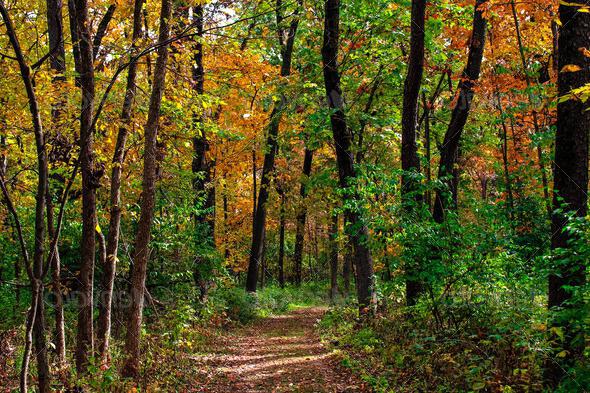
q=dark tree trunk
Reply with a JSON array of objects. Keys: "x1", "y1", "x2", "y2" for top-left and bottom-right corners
[
  {"x1": 67, "y1": 0, "x2": 81, "y2": 85},
  {"x1": 246, "y1": 0, "x2": 302, "y2": 292},
  {"x1": 329, "y1": 214, "x2": 339, "y2": 301},
  {"x1": 422, "y1": 92, "x2": 432, "y2": 209},
  {"x1": 72, "y1": 0, "x2": 98, "y2": 372},
  {"x1": 190, "y1": 4, "x2": 216, "y2": 300},
  {"x1": 0, "y1": 4, "x2": 50, "y2": 390},
  {"x1": 401, "y1": 0, "x2": 425, "y2": 206},
  {"x1": 191, "y1": 4, "x2": 215, "y2": 234},
  {"x1": 433, "y1": 0, "x2": 487, "y2": 223},
  {"x1": 98, "y1": 0, "x2": 144, "y2": 365},
  {"x1": 321, "y1": 0, "x2": 374, "y2": 313},
  {"x1": 45, "y1": 0, "x2": 67, "y2": 367},
  {"x1": 342, "y1": 243, "x2": 352, "y2": 297},
  {"x1": 293, "y1": 147, "x2": 313, "y2": 285},
  {"x1": 545, "y1": 2, "x2": 590, "y2": 387},
  {"x1": 122, "y1": 0, "x2": 172, "y2": 379},
  {"x1": 401, "y1": 0, "x2": 426, "y2": 307},
  {"x1": 278, "y1": 189, "x2": 286, "y2": 287}
]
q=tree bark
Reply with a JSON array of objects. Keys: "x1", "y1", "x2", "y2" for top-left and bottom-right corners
[
  {"x1": 278, "y1": 189, "x2": 286, "y2": 287},
  {"x1": 191, "y1": 4, "x2": 215, "y2": 235},
  {"x1": 190, "y1": 4, "x2": 216, "y2": 300},
  {"x1": 433, "y1": 0, "x2": 487, "y2": 223},
  {"x1": 45, "y1": 0, "x2": 67, "y2": 368},
  {"x1": 401, "y1": 0, "x2": 425, "y2": 206},
  {"x1": 401, "y1": 0, "x2": 426, "y2": 307},
  {"x1": 321, "y1": 0, "x2": 374, "y2": 313},
  {"x1": 545, "y1": 2, "x2": 590, "y2": 387},
  {"x1": 98, "y1": 0, "x2": 144, "y2": 365},
  {"x1": 246, "y1": 0, "x2": 302, "y2": 292},
  {"x1": 72, "y1": 0, "x2": 98, "y2": 372},
  {"x1": 122, "y1": 0, "x2": 172, "y2": 379},
  {"x1": 329, "y1": 213, "x2": 339, "y2": 301},
  {"x1": 0, "y1": 3, "x2": 50, "y2": 390},
  {"x1": 293, "y1": 147, "x2": 313, "y2": 285}
]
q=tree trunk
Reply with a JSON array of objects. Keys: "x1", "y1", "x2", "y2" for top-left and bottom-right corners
[
  {"x1": 72, "y1": 0, "x2": 98, "y2": 372},
  {"x1": 246, "y1": 0, "x2": 302, "y2": 292},
  {"x1": 342, "y1": 243, "x2": 352, "y2": 297},
  {"x1": 509, "y1": 0, "x2": 551, "y2": 218},
  {"x1": 545, "y1": 3, "x2": 590, "y2": 387},
  {"x1": 401, "y1": 0, "x2": 425, "y2": 206},
  {"x1": 422, "y1": 93, "x2": 432, "y2": 209},
  {"x1": 293, "y1": 147, "x2": 313, "y2": 285},
  {"x1": 190, "y1": 4, "x2": 216, "y2": 300},
  {"x1": 329, "y1": 213, "x2": 339, "y2": 301},
  {"x1": 278, "y1": 189, "x2": 286, "y2": 287},
  {"x1": 122, "y1": 0, "x2": 172, "y2": 379},
  {"x1": 433, "y1": 0, "x2": 487, "y2": 223},
  {"x1": 45, "y1": 0, "x2": 67, "y2": 368},
  {"x1": 98, "y1": 0, "x2": 144, "y2": 365},
  {"x1": 401, "y1": 0, "x2": 426, "y2": 307},
  {"x1": 0, "y1": 3, "x2": 50, "y2": 390},
  {"x1": 321, "y1": 0, "x2": 374, "y2": 313}
]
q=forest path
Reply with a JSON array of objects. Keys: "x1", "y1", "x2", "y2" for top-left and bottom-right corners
[{"x1": 189, "y1": 307, "x2": 368, "y2": 392}]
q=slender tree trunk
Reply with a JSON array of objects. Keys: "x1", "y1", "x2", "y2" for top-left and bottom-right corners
[
  {"x1": 122, "y1": 0, "x2": 172, "y2": 379},
  {"x1": 45, "y1": 0, "x2": 67, "y2": 368},
  {"x1": 342, "y1": 243, "x2": 352, "y2": 297},
  {"x1": 98, "y1": 0, "x2": 144, "y2": 365},
  {"x1": 495, "y1": 93, "x2": 515, "y2": 222},
  {"x1": 278, "y1": 189, "x2": 286, "y2": 287},
  {"x1": 293, "y1": 147, "x2": 313, "y2": 285},
  {"x1": 329, "y1": 213, "x2": 339, "y2": 301},
  {"x1": 0, "y1": 3, "x2": 50, "y2": 390},
  {"x1": 509, "y1": 0, "x2": 551, "y2": 218},
  {"x1": 545, "y1": 3, "x2": 590, "y2": 387},
  {"x1": 401, "y1": 0, "x2": 426, "y2": 307},
  {"x1": 433, "y1": 0, "x2": 487, "y2": 223},
  {"x1": 252, "y1": 150, "x2": 257, "y2": 221},
  {"x1": 246, "y1": 0, "x2": 302, "y2": 292},
  {"x1": 72, "y1": 0, "x2": 98, "y2": 372},
  {"x1": 422, "y1": 93, "x2": 432, "y2": 209},
  {"x1": 190, "y1": 4, "x2": 216, "y2": 300},
  {"x1": 223, "y1": 185, "x2": 230, "y2": 260},
  {"x1": 322, "y1": 0, "x2": 374, "y2": 313},
  {"x1": 191, "y1": 3, "x2": 214, "y2": 233}
]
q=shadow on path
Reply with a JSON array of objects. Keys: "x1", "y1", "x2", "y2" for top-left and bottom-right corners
[{"x1": 188, "y1": 307, "x2": 368, "y2": 393}]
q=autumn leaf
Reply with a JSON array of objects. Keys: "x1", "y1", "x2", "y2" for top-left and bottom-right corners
[{"x1": 560, "y1": 64, "x2": 582, "y2": 73}]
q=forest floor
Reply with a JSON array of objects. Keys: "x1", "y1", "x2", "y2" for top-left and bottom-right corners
[{"x1": 187, "y1": 307, "x2": 369, "y2": 392}]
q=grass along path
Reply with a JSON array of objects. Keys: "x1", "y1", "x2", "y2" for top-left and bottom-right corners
[{"x1": 188, "y1": 307, "x2": 368, "y2": 392}]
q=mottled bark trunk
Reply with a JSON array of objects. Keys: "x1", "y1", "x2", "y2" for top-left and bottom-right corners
[
  {"x1": 322, "y1": 0, "x2": 374, "y2": 313},
  {"x1": 545, "y1": 3, "x2": 590, "y2": 387},
  {"x1": 98, "y1": 0, "x2": 144, "y2": 364},
  {"x1": 433, "y1": 0, "x2": 487, "y2": 223},
  {"x1": 122, "y1": 0, "x2": 171, "y2": 379},
  {"x1": 293, "y1": 148, "x2": 313, "y2": 285}
]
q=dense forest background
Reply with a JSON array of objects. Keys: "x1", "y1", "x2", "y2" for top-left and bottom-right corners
[{"x1": 0, "y1": 0, "x2": 588, "y2": 391}]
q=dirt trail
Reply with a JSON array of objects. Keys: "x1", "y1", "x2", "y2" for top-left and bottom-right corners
[{"x1": 190, "y1": 307, "x2": 368, "y2": 393}]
